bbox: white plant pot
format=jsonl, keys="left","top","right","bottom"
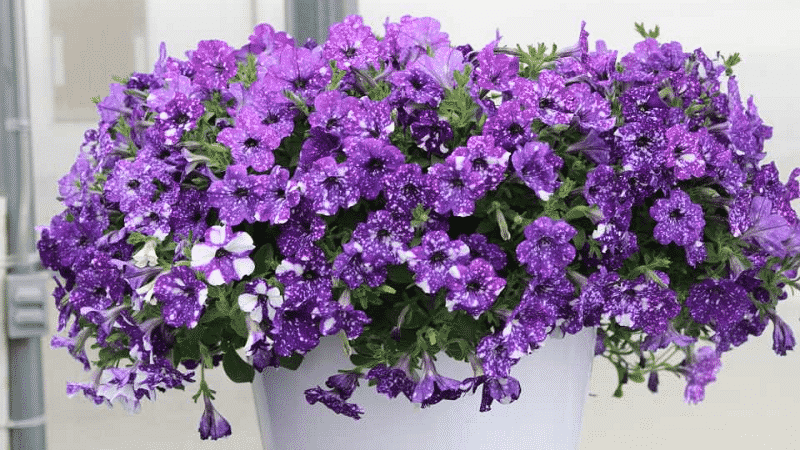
{"left": 252, "top": 326, "right": 596, "bottom": 450}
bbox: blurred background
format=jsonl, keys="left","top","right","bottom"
{"left": 3, "top": 0, "right": 799, "bottom": 448}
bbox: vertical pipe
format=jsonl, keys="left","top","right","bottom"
{"left": 1, "top": 0, "right": 47, "bottom": 448}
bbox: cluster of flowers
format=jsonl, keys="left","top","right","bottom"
{"left": 38, "top": 15, "right": 800, "bottom": 440}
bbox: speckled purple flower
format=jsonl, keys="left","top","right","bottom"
{"left": 351, "top": 210, "right": 414, "bottom": 265}
{"left": 404, "top": 230, "right": 470, "bottom": 294}
{"left": 450, "top": 135, "right": 510, "bottom": 191}
{"left": 154, "top": 266, "right": 208, "bottom": 328}
{"left": 216, "top": 106, "right": 279, "bottom": 172}
{"left": 445, "top": 258, "right": 505, "bottom": 318}
{"left": 650, "top": 189, "right": 705, "bottom": 246}
{"left": 427, "top": 156, "right": 486, "bottom": 217}
{"left": 154, "top": 94, "right": 204, "bottom": 146}
{"left": 190, "top": 225, "right": 255, "bottom": 286}
{"left": 207, "top": 165, "right": 269, "bottom": 226}
{"left": 323, "top": 15, "right": 383, "bottom": 70}
{"left": 685, "top": 279, "right": 752, "bottom": 333}
{"left": 664, "top": 124, "right": 704, "bottom": 180}
{"left": 198, "top": 394, "right": 232, "bottom": 440}
{"left": 516, "top": 217, "right": 576, "bottom": 278}
{"left": 411, "top": 352, "right": 465, "bottom": 407}
{"left": 512, "top": 141, "right": 563, "bottom": 201}
{"left": 189, "top": 40, "right": 237, "bottom": 91}
{"left": 681, "top": 346, "right": 721, "bottom": 404}
{"left": 344, "top": 138, "right": 405, "bottom": 200}
{"left": 483, "top": 100, "right": 536, "bottom": 150}
{"left": 301, "top": 156, "right": 361, "bottom": 215}
{"left": 383, "top": 163, "right": 433, "bottom": 215}
{"left": 458, "top": 233, "right": 507, "bottom": 271}
{"left": 275, "top": 246, "right": 333, "bottom": 309}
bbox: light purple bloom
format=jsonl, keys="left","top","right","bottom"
{"left": 512, "top": 141, "right": 563, "bottom": 201}
{"left": 682, "top": 346, "right": 722, "bottom": 404}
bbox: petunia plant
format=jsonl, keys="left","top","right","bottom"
{"left": 39, "top": 15, "right": 800, "bottom": 440}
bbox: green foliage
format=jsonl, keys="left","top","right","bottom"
{"left": 634, "top": 22, "right": 661, "bottom": 39}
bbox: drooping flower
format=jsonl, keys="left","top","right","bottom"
{"left": 682, "top": 346, "right": 722, "bottom": 404}
{"left": 198, "top": 394, "right": 233, "bottom": 440}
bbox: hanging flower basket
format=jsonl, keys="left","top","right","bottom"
{"left": 39, "top": 14, "right": 800, "bottom": 447}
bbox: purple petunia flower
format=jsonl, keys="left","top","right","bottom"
{"left": 276, "top": 246, "right": 333, "bottom": 309}
{"left": 512, "top": 141, "right": 563, "bottom": 201}
{"left": 351, "top": 210, "right": 414, "bottom": 265}
{"left": 663, "top": 124, "right": 704, "bottom": 180}
{"left": 190, "top": 225, "right": 255, "bottom": 286}
{"left": 198, "top": 394, "right": 233, "bottom": 440}
{"left": 427, "top": 155, "right": 487, "bottom": 217}
{"left": 411, "top": 352, "right": 466, "bottom": 407}
{"left": 383, "top": 163, "right": 433, "bottom": 216}
{"left": 300, "top": 156, "right": 361, "bottom": 215}
{"left": 404, "top": 230, "right": 470, "bottom": 294}
{"left": 304, "top": 386, "right": 364, "bottom": 420}
{"left": 458, "top": 233, "right": 506, "bottom": 272}
{"left": 649, "top": 189, "right": 705, "bottom": 247}
{"left": 153, "top": 266, "right": 208, "bottom": 328}
{"left": 483, "top": 99, "right": 537, "bottom": 151}
{"left": 516, "top": 217, "right": 577, "bottom": 278}
{"left": 445, "top": 258, "right": 505, "bottom": 318}
{"left": 344, "top": 138, "right": 405, "bottom": 200}
{"left": 323, "top": 15, "right": 383, "bottom": 70}
{"left": 207, "top": 164, "right": 270, "bottom": 226}
{"left": 153, "top": 94, "right": 205, "bottom": 146}
{"left": 189, "top": 40, "right": 237, "bottom": 91}
{"left": 366, "top": 360, "right": 416, "bottom": 400}
{"left": 682, "top": 346, "right": 722, "bottom": 404}
{"left": 685, "top": 279, "right": 752, "bottom": 333}
{"left": 450, "top": 135, "right": 510, "bottom": 191}
{"left": 216, "top": 106, "right": 279, "bottom": 172}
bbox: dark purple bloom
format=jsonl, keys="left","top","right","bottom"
{"left": 445, "top": 258, "right": 505, "bottom": 318}
{"left": 663, "top": 124, "right": 704, "bottom": 180}
{"left": 404, "top": 230, "right": 470, "bottom": 294}
{"left": 190, "top": 225, "right": 255, "bottom": 286}
{"left": 301, "top": 156, "right": 361, "bottom": 215}
{"left": 314, "top": 298, "right": 371, "bottom": 339}
{"left": 603, "top": 271, "right": 680, "bottom": 335}
{"left": 427, "top": 156, "right": 486, "bottom": 217}
{"left": 649, "top": 189, "right": 705, "bottom": 247}
{"left": 153, "top": 266, "right": 208, "bottom": 328}
{"left": 304, "top": 386, "right": 363, "bottom": 420}
{"left": 411, "top": 353, "right": 466, "bottom": 406}
{"left": 276, "top": 246, "right": 332, "bottom": 309}
{"left": 216, "top": 106, "right": 279, "bottom": 172}
{"left": 472, "top": 37, "right": 518, "bottom": 92}
{"left": 207, "top": 165, "right": 270, "bottom": 226}
{"left": 351, "top": 210, "right": 414, "bottom": 265}
{"left": 511, "top": 141, "right": 563, "bottom": 201}
{"left": 169, "top": 188, "right": 211, "bottom": 241}
{"left": 476, "top": 334, "right": 518, "bottom": 379}
{"left": 482, "top": 99, "right": 536, "bottom": 150}
{"left": 569, "top": 82, "right": 615, "bottom": 132}
{"left": 769, "top": 312, "right": 796, "bottom": 356}
{"left": 276, "top": 199, "right": 326, "bottom": 257}
{"left": 503, "top": 274, "right": 575, "bottom": 355}
{"left": 458, "top": 233, "right": 507, "bottom": 271}
{"left": 408, "top": 109, "right": 454, "bottom": 156}
{"left": 365, "top": 361, "right": 415, "bottom": 399}
{"left": 344, "top": 138, "right": 405, "bottom": 200}
{"left": 450, "top": 135, "right": 509, "bottom": 191}
{"left": 298, "top": 127, "right": 343, "bottom": 172}
{"left": 51, "top": 329, "right": 92, "bottom": 371}
{"left": 332, "top": 241, "right": 388, "bottom": 289}
{"left": 256, "top": 165, "right": 301, "bottom": 225}
{"left": 685, "top": 279, "right": 752, "bottom": 333}
{"left": 258, "top": 45, "right": 330, "bottom": 102}
{"left": 325, "top": 372, "right": 361, "bottom": 400}
{"left": 154, "top": 94, "right": 204, "bottom": 146}
{"left": 389, "top": 69, "right": 444, "bottom": 107}
{"left": 516, "top": 217, "right": 576, "bottom": 278}
{"left": 308, "top": 91, "right": 360, "bottom": 138}
{"left": 343, "top": 97, "right": 395, "bottom": 142}
{"left": 198, "top": 394, "right": 233, "bottom": 440}
{"left": 383, "top": 163, "right": 433, "bottom": 216}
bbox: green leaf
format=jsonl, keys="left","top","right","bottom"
{"left": 229, "top": 309, "right": 249, "bottom": 339}
{"left": 279, "top": 353, "right": 304, "bottom": 370}
{"left": 634, "top": 23, "right": 660, "bottom": 39}
{"left": 222, "top": 348, "right": 255, "bottom": 383}
{"left": 628, "top": 372, "right": 645, "bottom": 383}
